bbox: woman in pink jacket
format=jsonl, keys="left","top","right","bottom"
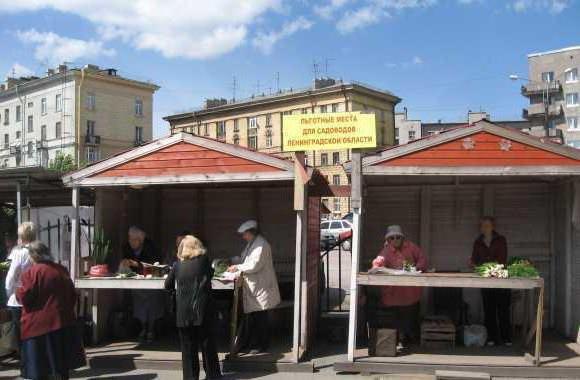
{"left": 370, "top": 225, "right": 427, "bottom": 347}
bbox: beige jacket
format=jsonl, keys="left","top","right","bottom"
{"left": 237, "top": 235, "right": 281, "bottom": 313}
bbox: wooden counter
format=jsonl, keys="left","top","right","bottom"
{"left": 75, "top": 277, "right": 235, "bottom": 290}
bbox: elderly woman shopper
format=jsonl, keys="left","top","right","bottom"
{"left": 228, "top": 220, "right": 280, "bottom": 354}
{"left": 5, "top": 222, "right": 36, "bottom": 353}
{"left": 165, "top": 235, "right": 221, "bottom": 380}
{"left": 120, "top": 226, "right": 164, "bottom": 342}
{"left": 17, "top": 241, "right": 85, "bottom": 380}
{"left": 370, "top": 225, "right": 428, "bottom": 347}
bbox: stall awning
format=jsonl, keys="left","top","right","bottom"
{"left": 357, "top": 120, "right": 580, "bottom": 176}
{"left": 63, "top": 132, "right": 296, "bottom": 187}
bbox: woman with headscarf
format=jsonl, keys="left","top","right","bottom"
{"left": 165, "top": 235, "right": 221, "bottom": 380}
{"left": 17, "top": 241, "right": 85, "bottom": 379}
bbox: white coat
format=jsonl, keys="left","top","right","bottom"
{"left": 237, "top": 234, "right": 281, "bottom": 313}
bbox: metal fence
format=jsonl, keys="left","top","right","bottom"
{"left": 320, "top": 234, "right": 351, "bottom": 313}
{"left": 37, "top": 216, "right": 94, "bottom": 267}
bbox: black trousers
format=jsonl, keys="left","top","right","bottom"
{"left": 481, "top": 289, "right": 511, "bottom": 343}
{"left": 238, "top": 310, "right": 270, "bottom": 351}
{"left": 178, "top": 325, "right": 221, "bottom": 380}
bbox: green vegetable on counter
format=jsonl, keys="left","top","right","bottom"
{"left": 507, "top": 262, "right": 539, "bottom": 278}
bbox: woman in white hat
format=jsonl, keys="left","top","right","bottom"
{"left": 370, "top": 225, "right": 427, "bottom": 347}
{"left": 227, "top": 220, "right": 280, "bottom": 354}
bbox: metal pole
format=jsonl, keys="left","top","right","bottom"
{"left": 16, "top": 182, "right": 21, "bottom": 226}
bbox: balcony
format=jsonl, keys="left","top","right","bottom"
{"left": 85, "top": 134, "right": 101, "bottom": 145}
{"left": 36, "top": 140, "right": 49, "bottom": 149}
{"left": 134, "top": 139, "right": 144, "bottom": 147}
{"left": 9, "top": 145, "right": 21, "bottom": 155}
{"left": 521, "top": 81, "right": 562, "bottom": 96}
{"left": 522, "top": 103, "right": 563, "bottom": 120}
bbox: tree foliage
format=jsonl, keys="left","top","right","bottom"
{"left": 48, "top": 152, "right": 76, "bottom": 173}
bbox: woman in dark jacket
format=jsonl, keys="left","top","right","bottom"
{"left": 165, "top": 235, "right": 221, "bottom": 380}
{"left": 16, "top": 241, "right": 85, "bottom": 380}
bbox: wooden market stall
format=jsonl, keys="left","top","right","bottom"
{"left": 336, "top": 120, "right": 580, "bottom": 377}
{"left": 62, "top": 132, "right": 324, "bottom": 371}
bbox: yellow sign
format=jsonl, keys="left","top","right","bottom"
{"left": 282, "top": 111, "right": 376, "bottom": 151}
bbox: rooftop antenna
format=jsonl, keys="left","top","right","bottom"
{"left": 324, "top": 58, "right": 335, "bottom": 77}
{"left": 275, "top": 72, "right": 280, "bottom": 93}
{"left": 256, "top": 80, "right": 261, "bottom": 95}
{"left": 231, "top": 76, "right": 237, "bottom": 102}
{"left": 312, "top": 60, "right": 320, "bottom": 80}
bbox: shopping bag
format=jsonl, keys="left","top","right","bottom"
{"left": 0, "top": 320, "right": 17, "bottom": 354}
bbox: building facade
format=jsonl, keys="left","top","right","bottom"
{"left": 0, "top": 64, "right": 159, "bottom": 169}
{"left": 164, "top": 79, "right": 400, "bottom": 218}
{"left": 394, "top": 107, "right": 422, "bottom": 144}
{"left": 521, "top": 46, "right": 580, "bottom": 146}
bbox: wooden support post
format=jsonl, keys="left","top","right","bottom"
{"left": 16, "top": 182, "right": 22, "bottom": 226}
{"left": 292, "top": 152, "right": 307, "bottom": 363}
{"left": 534, "top": 283, "right": 545, "bottom": 366}
{"left": 70, "top": 187, "right": 80, "bottom": 281}
{"left": 348, "top": 150, "right": 362, "bottom": 362}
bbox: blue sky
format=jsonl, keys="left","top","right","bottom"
{"left": 0, "top": 0, "right": 578, "bottom": 137}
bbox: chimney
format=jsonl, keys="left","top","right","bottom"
{"left": 313, "top": 77, "right": 337, "bottom": 89}
{"left": 403, "top": 106, "right": 408, "bottom": 119}
{"left": 84, "top": 64, "right": 100, "bottom": 72}
{"left": 205, "top": 98, "right": 228, "bottom": 109}
{"left": 46, "top": 68, "right": 55, "bottom": 77}
{"left": 58, "top": 64, "right": 68, "bottom": 74}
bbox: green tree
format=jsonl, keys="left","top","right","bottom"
{"left": 48, "top": 152, "right": 76, "bottom": 173}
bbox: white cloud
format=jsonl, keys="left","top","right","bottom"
{"left": 253, "top": 16, "right": 313, "bottom": 54}
{"left": 314, "top": 0, "right": 352, "bottom": 19}
{"left": 6, "top": 63, "right": 34, "bottom": 78}
{"left": 508, "top": 0, "right": 571, "bottom": 13}
{"left": 16, "top": 29, "right": 115, "bottom": 66}
{"left": 385, "top": 55, "right": 424, "bottom": 68}
{"left": 412, "top": 55, "right": 423, "bottom": 65}
{"left": 335, "top": 0, "right": 436, "bottom": 34}
{"left": 0, "top": 0, "right": 282, "bottom": 60}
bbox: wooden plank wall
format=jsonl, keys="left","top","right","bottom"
{"left": 381, "top": 132, "right": 580, "bottom": 167}
{"left": 553, "top": 182, "right": 569, "bottom": 335}
{"left": 94, "top": 142, "right": 282, "bottom": 177}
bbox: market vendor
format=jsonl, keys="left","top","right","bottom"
{"left": 370, "top": 225, "right": 427, "bottom": 347}
{"left": 120, "top": 226, "right": 164, "bottom": 342}
{"left": 227, "top": 220, "right": 280, "bottom": 354}
{"left": 471, "top": 216, "right": 511, "bottom": 346}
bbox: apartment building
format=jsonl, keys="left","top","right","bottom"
{"left": 164, "top": 78, "right": 400, "bottom": 218}
{"left": 0, "top": 64, "right": 159, "bottom": 168}
{"left": 394, "top": 107, "right": 422, "bottom": 144}
{"left": 521, "top": 46, "right": 580, "bottom": 146}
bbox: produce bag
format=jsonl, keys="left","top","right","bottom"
{"left": 0, "top": 320, "right": 17, "bottom": 354}
{"left": 463, "top": 324, "right": 487, "bottom": 347}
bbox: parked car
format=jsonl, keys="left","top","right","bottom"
{"left": 320, "top": 219, "right": 352, "bottom": 251}
{"left": 342, "top": 213, "right": 353, "bottom": 224}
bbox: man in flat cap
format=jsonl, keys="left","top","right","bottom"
{"left": 228, "top": 220, "right": 280, "bottom": 354}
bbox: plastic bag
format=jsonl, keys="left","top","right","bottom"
{"left": 0, "top": 321, "right": 17, "bottom": 355}
{"left": 463, "top": 324, "right": 487, "bottom": 347}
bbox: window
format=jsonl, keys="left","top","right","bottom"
{"left": 217, "top": 121, "right": 226, "bottom": 140}
{"left": 395, "top": 128, "right": 399, "bottom": 138}
{"left": 233, "top": 119, "right": 239, "bottom": 132}
{"left": 265, "top": 113, "right": 272, "bottom": 126}
{"left": 409, "top": 130, "right": 416, "bottom": 140}
{"left": 320, "top": 153, "right": 328, "bottom": 166}
{"left": 332, "top": 152, "right": 340, "bottom": 165}
{"left": 566, "top": 68, "right": 578, "bottom": 83}
{"left": 55, "top": 122, "right": 62, "bottom": 138}
{"left": 203, "top": 123, "right": 209, "bottom": 136}
{"left": 342, "top": 221, "right": 351, "bottom": 228}
{"left": 86, "top": 146, "right": 100, "bottom": 163}
{"left": 27, "top": 102, "right": 33, "bottom": 109}
{"left": 41, "top": 125, "right": 47, "bottom": 141}
{"left": 301, "top": 108, "right": 308, "bottom": 114}
{"left": 55, "top": 94, "right": 62, "bottom": 112}
{"left": 566, "top": 93, "right": 579, "bottom": 107}
{"left": 16, "top": 131, "right": 21, "bottom": 139}
{"left": 27, "top": 141, "right": 33, "bottom": 158}
{"left": 333, "top": 199, "right": 341, "bottom": 212}
{"left": 135, "top": 126, "right": 144, "bottom": 144}
{"left": 86, "top": 120, "right": 95, "bottom": 136}
{"left": 320, "top": 105, "right": 327, "bottom": 113}
{"left": 568, "top": 117, "right": 578, "bottom": 130}
{"left": 265, "top": 130, "right": 273, "bottom": 147}
{"left": 249, "top": 116, "right": 258, "bottom": 128}
{"left": 233, "top": 134, "right": 240, "bottom": 145}
{"left": 27, "top": 115, "right": 33, "bottom": 133}
{"left": 248, "top": 118, "right": 258, "bottom": 150}
{"left": 16, "top": 105, "right": 21, "bottom": 122}
{"left": 541, "top": 71, "right": 555, "bottom": 83}
{"left": 330, "top": 221, "right": 342, "bottom": 229}
{"left": 3, "top": 109, "right": 8, "bottom": 125}
{"left": 41, "top": 98, "right": 47, "bottom": 115}
{"left": 86, "top": 93, "right": 96, "bottom": 110}
{"left": 283, "top": 110, "right": 291, "bottom": 116}
{"left": 331, "top": 103, "right": 339, "bottom": 113}
{"left": 135, "top": 99, "right": 143, "bottom": 116}
{"left": 332, "top": 174, "right": 340, "bottom": 185}
{"left": 3, "top": 134, "right": 8, "bottom": 149}
{"left": 320, "top": 222, "right": 329, "bottom": 230}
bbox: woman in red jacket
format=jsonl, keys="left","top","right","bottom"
{"left": 16, "top": 241, "right": 85, "bottom": 380}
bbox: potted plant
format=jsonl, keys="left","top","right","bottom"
{"left": 89, "top": 228, "right": 112, "bottom": 277}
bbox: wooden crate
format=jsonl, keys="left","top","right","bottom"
{"left": 421, "top": 316, "right": 456, "bottom": 348}
{"left": 368, "top": 328, "right": 397, "bottom": 357}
